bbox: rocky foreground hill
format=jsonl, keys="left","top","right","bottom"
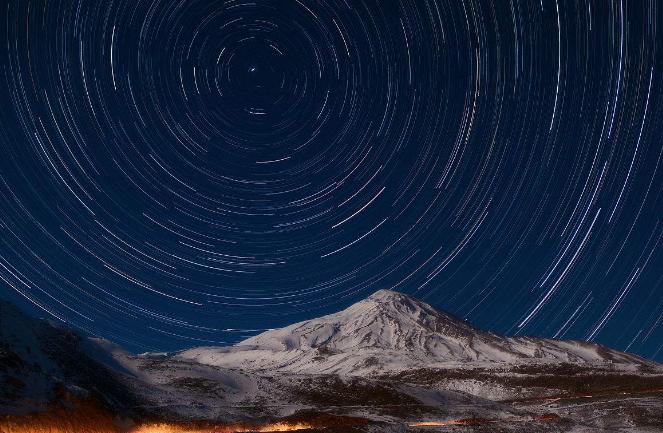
{"left": 2, "top": 290, "right": 663, "bottom": 432}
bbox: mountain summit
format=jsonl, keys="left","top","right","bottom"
{"left": 178, "top": 289, "right": 652, "bottom": 374}
{"left": 238, "top": 288, "right": 479, "bottom": 352}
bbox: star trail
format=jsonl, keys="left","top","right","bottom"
{"left": 0, "top": 0, "right": 662, "bottom": 360}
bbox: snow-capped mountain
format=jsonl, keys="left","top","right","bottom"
{"left": 2, "top": 291, "right": 662, "bottom": 431}
{"left": 177, "top": 289, "right": 653, "bottom": 375}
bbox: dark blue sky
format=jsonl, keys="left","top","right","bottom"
{"left": 1, "top": 0, "right": 662, "bottom": 361}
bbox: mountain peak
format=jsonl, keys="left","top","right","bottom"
{"left": 367, "top": 288, "right": 403, "bottom": 300}
{"left": 358, "top": 289, "right": 472, "bottom": 328}
{"left": 237, "top": 288, "right": 479, "bottom": 353}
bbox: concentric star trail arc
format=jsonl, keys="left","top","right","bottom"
{"left": 0, "top": 0, "right": 661, "bottom": 360}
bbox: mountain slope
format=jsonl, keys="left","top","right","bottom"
{"left": 178, "top": 289, "right": 654, "bottom": 374}
{"left": 0, "top": 300, "right": 138, "bottom": 415}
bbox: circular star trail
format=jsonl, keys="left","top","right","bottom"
{"left": 0, "top": 0, "right": 662, "bottom": 359}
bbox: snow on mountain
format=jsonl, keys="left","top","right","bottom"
{"left": 177, "top": 289, "right": 653, "bottom": 375}
{"left": 2, "top": 291, "right": 662, "bottom": 427}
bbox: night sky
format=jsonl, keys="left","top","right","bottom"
{"left": 0, "top": 0, "right": 662, "bottom": 361}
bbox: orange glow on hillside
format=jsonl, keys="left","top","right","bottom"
{"left": 0, "top": 396, "right": 120, "bottom": 433}
{"left": 1, "top": 413, "right": 320, "bottom": 433}
{"left": 0, "top": 394, "right": 367, "bottom": 433}
{"left": 130, "top": 421, "right": 317, "bottom": 433}
{"left": 2, "top": 416, "right": 324, "bottom": 433}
